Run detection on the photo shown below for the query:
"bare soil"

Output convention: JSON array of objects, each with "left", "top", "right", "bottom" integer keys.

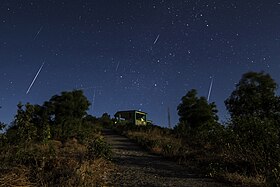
[{"left": 103, "top": 129, "right": 230, "bottom": 187}]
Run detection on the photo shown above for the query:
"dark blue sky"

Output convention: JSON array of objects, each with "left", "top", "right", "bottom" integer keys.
[{"left": 1, "top": 0, "right": 280, "bottom": 126}]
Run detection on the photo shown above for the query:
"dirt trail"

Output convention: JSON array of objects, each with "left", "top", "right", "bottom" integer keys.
[{"left": 103, "top": 129, "right": 229, "bottom": 187}]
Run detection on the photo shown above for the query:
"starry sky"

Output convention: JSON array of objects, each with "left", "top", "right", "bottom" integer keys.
[{"left": 1, "top": 0, "right": 280, "bottom": 127}]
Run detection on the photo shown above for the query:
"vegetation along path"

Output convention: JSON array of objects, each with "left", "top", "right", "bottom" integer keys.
[{"left": 103, "top": 129, "right": 228, "bottom": 187}]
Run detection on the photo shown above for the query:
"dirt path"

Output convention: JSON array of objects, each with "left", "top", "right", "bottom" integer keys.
[{"left": 103, "top": 129, "right": 229, "bottom": 187}]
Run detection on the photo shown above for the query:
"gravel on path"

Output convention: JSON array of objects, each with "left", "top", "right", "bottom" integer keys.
[{"left": 103, "top": 129, "right": 230, "bottom": 187}]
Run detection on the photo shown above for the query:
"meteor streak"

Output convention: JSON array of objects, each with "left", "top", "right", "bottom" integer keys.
[
  {"left": 26, "top": 61, "right": 45, "bottom": 94},
  {"left": 33, "top": 26, "right": 43, "bottom": 40},
  {"left": 115, "top": 62, "right": 120, "bottom": 72},
  {"left": 92, "top": 90, "right": 96, "bottom": 110},
  {"left": 207, "top": 77, "right": 214, "bottom": 102},
  {"left": 153, "top": 34, "right": 160, "bottom": 45}
]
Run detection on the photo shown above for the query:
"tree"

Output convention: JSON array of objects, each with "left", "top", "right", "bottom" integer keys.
[
  {"left": 12, "top": 102, "right": 37, "bottom": 144},
  {"left": 225, "top": 72, "right": 280, "bottom": 178},
  {"left": 0, "top": 122, "right": 7, "bottom": 147},
  {"left": 177, "top": 89, "right": 218, "bottom": 131},
  {"left": 31, "top": 104, "right": 51, "bottom": 142},
  {"left": 225, "top": 71, "right": 280, "bottom": 120},
  {"left": 46, "top": 90, "right": 90, "bottom": 139},
  {"left": 99, "top": 113, "right": 113, "bottom": 127},
  {"left": 48, "top": 90, "right": 90, "bottom": 121},
  {"left": 0, "top": 122, "right": 5, "bottom": 132}
]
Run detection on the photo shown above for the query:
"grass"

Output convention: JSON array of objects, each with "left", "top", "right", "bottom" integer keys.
[
  {"left": 0, "top": 137, "right": 113, "bottom": 187},
  {"left": 114, "top": 124, "right": 267, "bottom": 186}
]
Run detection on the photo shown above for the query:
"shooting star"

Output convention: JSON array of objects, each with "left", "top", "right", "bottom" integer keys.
[
  {"left": 115, "top": 62, "right": 120, "bottom": 72},
  {"left": 26, "top": 61, "right": 45, "bottom": 94},
  {"left": 207, "top": 76, "right": 214, "bottom": 102},
  {"left": 33, "top": 26, "right": 43, "bottom": 40},
  {"left": 153, "top": 34, "right": 160, "bottom": 45},
  {"left": 91, "top": 90, "right": 96, "bottom": 111}
]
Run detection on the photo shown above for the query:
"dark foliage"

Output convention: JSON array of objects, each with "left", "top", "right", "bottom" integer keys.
[
  {"left": 224, "top": 71, "right": 280, "bottom": 184},
  {"left": 0, "top": 90, "right": 111, "bottom": 186},
  {"left": 45, "top": 90, "right": 91, "bottom": 140},
  {"left": 225, "top": 71, "right": 280, "bottom": 120},
  {"left": 176, "top": 89, "right": 219, "bottom": 138},
  {"left": 87, "top": 137, "right": 112, "bottom": 160}
]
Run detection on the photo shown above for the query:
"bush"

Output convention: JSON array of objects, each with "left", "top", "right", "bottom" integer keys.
[
  {"left": 0, "top": 123, "right": 7, "bottom": 147},
  {"left": 267, "top": 163, "right": 280, "bottom": 186},
  {"left": 226, "top": 117, "right": 280, "bottom": 175},
  {"left": 0, "top": 138, "right": 111, "bottom": 186},
  {"left": 87, "top": 137, "right": 112, "bottom": 160}
]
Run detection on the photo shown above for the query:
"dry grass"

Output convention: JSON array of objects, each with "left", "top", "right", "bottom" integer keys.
[
  {"left": 0, "top": 138, "right": 114, "bottom": 187},
  {"left": 126, "top": 130, "right": 185, "bottom": 158},
  {"left": 77, "top": 159, "right": 115, "bottom": 186},
  {"left": 222, "top": 172, "right": 266, "bottom": 186},
  {"left": 0, "top": 166, "right": 34, "bottom": 187},
  {"left": 122, "top": 127, "right": 270, "bottom": 186}
]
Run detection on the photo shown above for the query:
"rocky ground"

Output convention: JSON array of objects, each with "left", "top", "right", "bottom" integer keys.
[{"left": 103, "top": 129, "right": 230, "bottom": 187}]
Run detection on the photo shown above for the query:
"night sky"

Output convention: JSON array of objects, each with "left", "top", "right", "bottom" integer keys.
[{"left": 1, "top": 1, "right": 280, "bottom": 127}]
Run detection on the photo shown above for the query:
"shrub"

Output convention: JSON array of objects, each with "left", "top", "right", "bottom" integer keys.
[
  {"left": 267, "top": 163, "right": 280, "bottom": 186},
  {"left": 87, "top": 137, "right": 112, "bottom": 160},
  {"left": 226, "top": 117, "right": 280, "bottom": 174}
]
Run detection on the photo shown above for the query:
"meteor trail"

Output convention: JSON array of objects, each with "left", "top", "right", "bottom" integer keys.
[
  {"left": 153, "top": 34, "right": 160, "bottom": 44},
  {"left": 115, "top": 62, "right": 120, "bottom": 72},
  {"left": 207, "top": 77, "right": 214, "bottom": 102},
  {"left": 91, "top": 90, "right": 96, "bottom": 111},
  {"left": 33, "top": 26, "right": 43, "bottom": 40},
  {"left": 26, "top": 61, "right": 45, "bottom": 94}
]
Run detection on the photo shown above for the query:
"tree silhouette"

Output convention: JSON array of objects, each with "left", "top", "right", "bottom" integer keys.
[
  {"left": 177, "top": 89, "right": 218, "bottom": 132},
  {"left": 225, "top": 71, "right": 280, "bottom": 120},
  {"left": 225, "top": 72, "right": 280, "bottom": 176},
  {"left": 10, "top": 102, "right": 38, "bottom": 144},
  {"left": 46, "top": 90, "right": 90, "bottom": 139}
]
